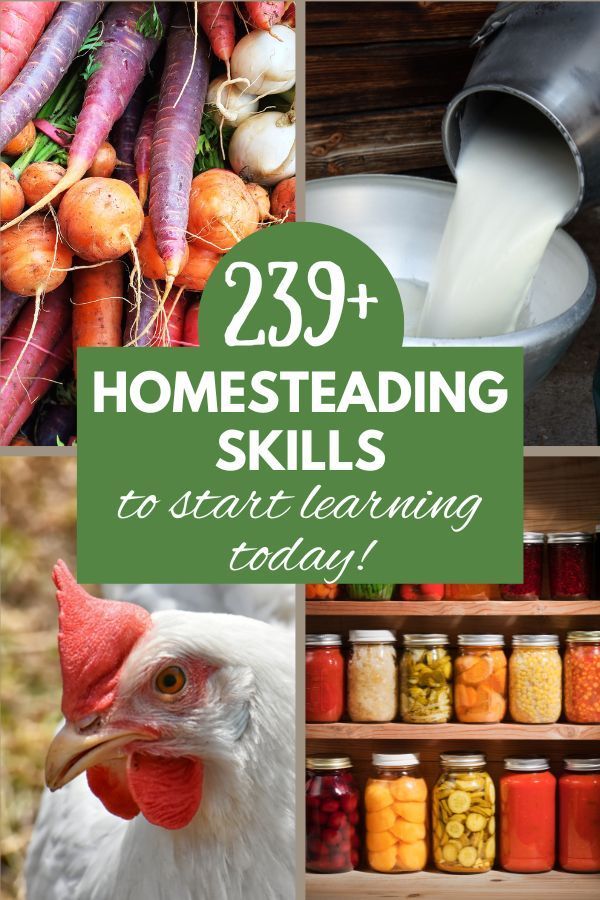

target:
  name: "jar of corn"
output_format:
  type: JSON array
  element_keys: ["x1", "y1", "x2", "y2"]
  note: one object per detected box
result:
[{"x1": 509, "y1": 635, "x2": 562, "y2": 724}]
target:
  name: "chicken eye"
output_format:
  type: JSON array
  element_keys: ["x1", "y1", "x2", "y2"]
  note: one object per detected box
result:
[{"x1": 155, "y1": 666, "x2": 186, "y2": 695}]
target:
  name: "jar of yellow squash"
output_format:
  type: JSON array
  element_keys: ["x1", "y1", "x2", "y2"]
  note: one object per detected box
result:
[
  {"x1": 433, "y1": 752, "x2": 495, "y2": 873},
  {"x1": 364, "y1": 753, "x2": 428, "y2": 873},
  {"x1": 509, "y1": 634, "x2": 562, "y2": 724}
]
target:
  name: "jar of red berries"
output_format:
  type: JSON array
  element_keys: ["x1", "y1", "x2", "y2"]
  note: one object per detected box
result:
[
  {"x1": 500, "y1": 532, "x2": 545, "y2": 600},
  {"x1": 547, "y1": 532, "x2": 593, "y2": 599},
  {"x1": 306, "y1": 756, "x2": 360, "y2": 873}
]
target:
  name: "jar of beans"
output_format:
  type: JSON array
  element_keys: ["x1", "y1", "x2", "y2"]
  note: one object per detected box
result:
[
  {"x1": 305, "y1": 584, "x2": 339, "y2": 600},
  {"x1": 547, "y1": 532, "x2": 593, "y2": 599},
  {"x1": 500, "y1": 532, "x2": 545, "y2": 601},
  {"x1": 564, "y1": 631, "x2": 600, "y2": 723},
  {"x1": 306, "y1": 756, "x2": 360, "y2": 873},
  {"x1": 509, "y1": 635, "x2": 562, "y2": 724}
]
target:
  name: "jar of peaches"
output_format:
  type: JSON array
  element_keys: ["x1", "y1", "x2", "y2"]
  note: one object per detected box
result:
[
  {"x1": 445, "y1": 584, "x2": 496, "y2": 601},
  {"x1": 365, "y1": 753, "x2": 428, "y2": 873},
  {"x1": 454, "y1": 635, "x2": 507, "y2": 723},
  {"x1": 564, "y1": 631, "x2": 600, "y2": 723},
  {"x1": 306, "y1": 757, "x2": 360, "y2": 873},
  {"x1": 509, "y1": 634, "x2": 562, "y2": 724}
]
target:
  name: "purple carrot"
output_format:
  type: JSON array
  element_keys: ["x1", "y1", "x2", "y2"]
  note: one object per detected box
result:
[
  {"x1": 124, "y1": 277, "x2": 159, "y2": 346},
  {"x1": 0, "y1": 2, "x2": 105, "y2": 149},
  {"x1": 1, "y1": 289, "x2": 29, "y2": 337},
  {"x1": 35, "y1": 391, "x2": 77, "y2": 446},
  {"x1": 111, "y1": 80, "x2": 147, "y2": 190},
  {"x1": 149, "y1": 7, "x2": 209, "y2": 292},
  {"x1": 134, "y1": 97, "x2": 158, "y2": 207},
  {"x1": 2, "y1": 2, "x2": 171, "y2": 228}
]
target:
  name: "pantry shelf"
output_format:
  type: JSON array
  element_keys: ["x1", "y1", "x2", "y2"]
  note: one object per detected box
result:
[
  {"x1": 306, "y1": 868, "x2": 599, "y2": 899},
  {"x1": 305, "y1": 600, "x2": 600, "y2": 616},
  {"x1": 306, "y1": 722, "x2": 600, "y2": 741}
]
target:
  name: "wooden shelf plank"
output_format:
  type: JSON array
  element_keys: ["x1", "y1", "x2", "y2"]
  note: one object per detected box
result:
[
  {"x1": 306, "y1": 723, "x2": 600, "y2": 741},
  {"x1": 305, "y1": 600, "x2": 600, "y2": 617},
  {"x1": 306, "y1": 868, "x2": 599, "y2": 899}
]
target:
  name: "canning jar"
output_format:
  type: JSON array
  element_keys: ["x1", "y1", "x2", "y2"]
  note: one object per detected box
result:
[
  {"x1": 595, "y1": 525, "x2": 600, "y2": 599},
  {"x1": 547, "y1": 531, "x2": 593, "y2": 599},
  {"x1": 346, "y1": 583, "x2": 395, "y2": 600},
  {"x1": 559, "y1": 758, "x2": 600, "y2": 872},
  {"x1": 347, "y1": 630, "x2": 397, "y2": 722},
  {"x1": 564, "y1": 631, "x2": 600, "y2": 723},
  {"x1": 508, "y1": 635, "x2": 562, "y2": 724},
  {"x1": 454, "y1": 635, "x2": 507, "y2": 723},
  {"x1": 365, "y1": 753, "x2": 427, "y2": 873},
  {"x1": 500, "y1": 532, "x2": 545, "y2": 600},
  {"x1": 445, "y1": 584, "x2": 496, "y2": 601},
  {"x1": 432, "y1": 752, "x2": 496, "y2": 873},
  {"x1": 500, "y1": 758, "x2": 556, "y2": 873},
  {"x1": 305, "y1": 634, "x2": 344, "y2": 723},
  {"x1": 400, "y1": 634, "x2": 452, "y2": 723},
  {"x1": 306, "y1": 583, "x2": 339, "y2": 600},
  {"x1": 306, "y1": 757, "x2": 360, "y2": 873},
  {"x1": 399, "y1": 584, "x2": 444, "y2": 601}
]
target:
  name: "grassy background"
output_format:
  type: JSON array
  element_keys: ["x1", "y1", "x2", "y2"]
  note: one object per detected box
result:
[{"x1": 0, "y1": 458, "x2": 98, "y2": 900}]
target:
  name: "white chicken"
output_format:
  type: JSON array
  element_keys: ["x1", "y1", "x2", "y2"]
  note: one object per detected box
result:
[{"x1": 25, "y1": 561, "x2": 295, "y2": 900}]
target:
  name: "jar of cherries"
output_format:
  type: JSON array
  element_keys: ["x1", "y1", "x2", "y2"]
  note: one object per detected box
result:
[
  {"x1": 500, "y1": 532, "x2": 545, "y2": 600},
  {"x1": 306, "y1": 756, "x2": 360, "y2": 873},
  {"x1": 547, "y1": 531, "x2": 593, "y2": 599}
]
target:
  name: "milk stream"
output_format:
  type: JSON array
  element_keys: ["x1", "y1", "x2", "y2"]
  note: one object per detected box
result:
[{"x1": 417, "y1": 100, "x2": 579, "y2": 339}]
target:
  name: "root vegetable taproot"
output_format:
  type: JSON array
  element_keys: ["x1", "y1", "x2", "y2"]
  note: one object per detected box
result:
[
  {"x1": 228, "y1": 109, "x2": 295, "y2": 186},
  {"x1": 135, "y1": 216, "x2": 189, "y2": 280},
  {"x1": 199, "y1": 2, "x2": 235, "y2": 64},
  {"x1": 187, "y1": 169, "x2": 258, "y2": 252},
  {"x1": 244, "y1": 2, "x2": 285, "y2": 31},
  {"x1": 230, "y1": 24, "x2": 295, "y2": 95},
  {"x1": 0, "y1": 288, "x2": 28, "y2": 337},
  {"x1": 183, "y1": 299, "x2": 200, "y2": 346},
  {"x1": 72, "y1": 260, "x2": 124, "y2": 373},
  {"x1": 174, "y1": 244, "x2": 220, "y2": 291},
  {"x1": 0, "y1": 163, "x2": 24, "y2": 222},
  {"x1": 20, "y1": 161, "x2": 66, "y2": 208},
  {"x1": 134, "y1": 99, "x2": 158, "y2": 207},
  {"x1": 0, "y1": 1, "x2": 59, "y2": 94},
  {"x1": 86, "y1": 141, "x2": 117, "y2": 178},
  {"x1": 270, "y1": 175, "x2": 295, "y2": 221},
  {"x1": 2, "y1": 121, "x2": 36, "y2": 156},
  {"x1": 58, "y1": 177, "x2": 144, "y2": 262},
  {"x1": 123, "y1": 276, "x2": 159, "y2": 347},
  {"x1": 246, "y1": 183, "x2": 270, "y2": 220},
  {"x1": 0, "y1": 213, "x2": 71, "y2": 297},
  {"x1": 207, "y1": 75, "x2": 259, "y2": 127},
  {"x1": 112, "y1": 81, "x2": 146, "y2": 190}
]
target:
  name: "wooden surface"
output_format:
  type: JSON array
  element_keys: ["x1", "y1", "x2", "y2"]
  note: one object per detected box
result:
[
  {"x1": 306, "y1": 599, "x2": 600, "y2": 617},
  {"x1": 307, "y1": 722, "x2": 600, "y2": 741},
  {"x1": 306, "y1": 869, "x2": 599, "y2": 898}
]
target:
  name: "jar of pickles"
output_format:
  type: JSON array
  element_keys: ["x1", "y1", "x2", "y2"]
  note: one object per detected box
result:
[
  {"x1": 399, "y1": 584, "x2": 444, "y2": 601},
  {"x1": 400, "y1": 634, "x2": 452, "y2": 723},
  {"x1": 500, "y1": 758, "x2": 556, "y2": 873},
  {"x1": 564, "y1": 631, "x2": 600, "y2": 723},
  {"x1": 559, "y1": 758, "x2": 600, "y2": 872},
  {"x1": 445, "y1": 584, "x2": 496, "y2": 601},
  {"x1": 454, "y1": 635, "x2": 507, "y2": 723},
  {"x1": 365, "y1": 753, "x2": 428, "y2": 873},
  {"x1": 432, "y1": 752, "x2": 496, "y2": 873},
  {"x1": 508, "y1": 635, "x2": 562, "y2": 724},
  {"x1": 306, "y1": 757, "x2": 360, "y2": 873},
  {"x1": 346, "y1": 583, "x2": 395, "y2": 600},
  {"x1": 547, "y1": 531, "x2": 593, "y2": 599},
  {"x1": 305, "y1": 635, "x2": 344, "y2": 723},
  {"x1": 347, "y1": 630, "x2": 397, "y2": 722},
  {"x1": 500, "y1": 532, "x2": 545, "y2": 600},
  {"x1": 305, "y1": 584, "x2": 339, "y2": 600}
]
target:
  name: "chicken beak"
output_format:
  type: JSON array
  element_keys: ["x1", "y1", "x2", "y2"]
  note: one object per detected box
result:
[{"x1": 45, "y1": 722, "x2": 155, "y2": 791}]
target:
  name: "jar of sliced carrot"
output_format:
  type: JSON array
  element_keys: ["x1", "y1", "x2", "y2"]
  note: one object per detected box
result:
[
  {"x1": 305, "y1": 583, "x2": 339, "y2": 600},
  {"x1": 445, "y1": 584, "x2": 496, "y2": 601},
  {"x1": 365, "y1": 753, "x2": 428, "y2": 873},
  {"x1": 454, "y1": 635, "x2": 507, "y2": 723},
  {"x1": 564, "y1": 631, "x2": 600, "y2": 723}
]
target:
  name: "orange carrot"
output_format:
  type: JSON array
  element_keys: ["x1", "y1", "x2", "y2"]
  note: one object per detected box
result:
[
  {"x1": 245, "y1": 2, "x2": 285, "y2": 30},
  {"x1": 72, "y1": 260, "x2": 124, "y2": 373},
  {"x1": 199, "y1": 2, "x2": 235, "y2": 65}
]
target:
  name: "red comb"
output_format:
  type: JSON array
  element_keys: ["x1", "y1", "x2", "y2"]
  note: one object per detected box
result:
[{"x1": 53, "y1": 560, "x2": 151, "y2": 721}]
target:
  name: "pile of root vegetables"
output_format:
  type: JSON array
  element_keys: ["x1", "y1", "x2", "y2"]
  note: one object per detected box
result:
[{"x1": 0, "y1": 1, "x2": 296, "y2": 446}]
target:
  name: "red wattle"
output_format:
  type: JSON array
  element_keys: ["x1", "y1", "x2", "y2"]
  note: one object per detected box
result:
[
  {"x1": 87, "y1": 763, "x2": 140, "y2": 820},
  {"x1": 127, "y1": 753, "x2": 204, "y2": 830}
]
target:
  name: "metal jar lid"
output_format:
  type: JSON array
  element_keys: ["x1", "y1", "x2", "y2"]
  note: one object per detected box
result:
[
  {"x1": 373, "y1": 753, "x2": 420, "y2": 768},
  {"x1": 566, "y1": 630, "x2": 600, "y2": 643},
  {"x1": 512, "y1": 634, "x2": 559, "y2": 647},
  {"x1": 440, "y1": 752, "x2": 486, "y2": 768},
  {"x1": 403, "y1": 634, "x2": 449, "y2": 647},
  {"x1": 306, "y1": 634, "x2": 342, "y2": 647},
  {"x1": 547, "y1": 531, "x2": 593, "y2": 544},
  {"x1": 349, "y1": 629, "x2": 396, "y2": 644},
  {"x1": 523, "y1": 532, "x2": 545, "y2": 543},
  {"x1": 458, "y1": 634, "x2": 504, "y2": 647},
  {"x1": 504, "y1": 757, "x2": 550, "y2": 772},
  {"x1": 306, "y1": 756, "x2": 352, "y2": 771},
  {"x1": 564, "y1": 758, "x2": 600, "y2": 772}
]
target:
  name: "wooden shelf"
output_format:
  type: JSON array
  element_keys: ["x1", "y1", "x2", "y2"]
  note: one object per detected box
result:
[
  {"x1": 306, "y1": 868, "x2": 599, "y2": 899},
  {"x1": 306, "y1": 600, "x2": 600, "y2": 617},
  {"x1": 306, "y1": 722, "x2": 600, "y2": 741}
]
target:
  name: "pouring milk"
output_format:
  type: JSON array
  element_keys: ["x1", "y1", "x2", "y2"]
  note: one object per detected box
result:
[{"x1": 417, "y1": 98, "x2": 580, "y2": 339}]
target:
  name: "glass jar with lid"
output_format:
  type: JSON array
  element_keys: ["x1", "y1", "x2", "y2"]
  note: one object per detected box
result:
[
  {"x1": 500, "y1": 532, "x2": 545, "y2": 601},
  {"x1": 432, "y1": 752, "x2": 496, "y2": 873},
  {"x1": 399, "y1": 584, "x2": 444, "y2": 601},
  {"x1": 365, "y1": 753, "x2": 428, "y2": 873},
  {"x1": 508, "y1": 635, "x2": 562, "y2": 724},
  {"x1": 564, "y1": 631, "x2": 600, "y2": 723},
  {"x1": 306, "y1": 756, "x2": 360, "y2": 873},
  {"x1": 305, "y1": 583, "x2": 340, "y2": 600},
  {"x1": 547, "y1": 531, "x2": 593, "y2": 599},
  {"x1": 454, "y1": 635, "x2": 507, "y2": 723},
  {"x1": 445, "y1": 584, "x2": 496, "y2": 601},
  {"x1": 559, "y1": 758, "x2": 600, "y2": 872},
  {"x1": 305, "y1": 634, "x2": 344, "y2": 723},
  {"x1": 347, "y1": 630, "x2": 397, "y2": 722},
  {"x1": 346, "y1": 583, "x2": 395, "y2": 600},
  {"x1": 400, "y1": 634, "x2": 452, "y2": 723},
  {"x1": 500, "y1": 757, "x2": 556, "y2": 873}
]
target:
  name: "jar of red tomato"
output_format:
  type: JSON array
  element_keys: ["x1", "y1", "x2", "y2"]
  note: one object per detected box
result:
[
  {"x1": 399, "y1": 584, "x2": 444, "y2": 601},
  {"x1": 564, "y1": 631, "x2": 600, "y2": 723},
  {"x1": 500, "y1": 532, "x2": 545, "y2": 600},
  {"x1": 306, "y1": 635, "x2": 344, "y2": 723},
  {"x1": 500, "y1": 757, "x2": 556, "y2": 873},
  {"x1": 306, "y1": 756, "x2": 360, "y2": 873},
  {"x1": 559, "y1": 758, "x2": 600, "y2": 872},
  {"x1": 547, "y1": 532, "x2": 593, "y2": 599}
]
